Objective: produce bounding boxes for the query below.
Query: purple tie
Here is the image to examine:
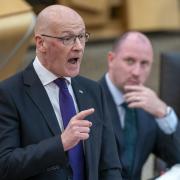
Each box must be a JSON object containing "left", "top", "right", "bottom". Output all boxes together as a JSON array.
[{"left": 54, "top": 78, "right": 85, "bottom": 180}]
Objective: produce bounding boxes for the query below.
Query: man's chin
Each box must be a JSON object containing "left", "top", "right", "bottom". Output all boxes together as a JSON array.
[{"left": 67, "top": 71, "right": 80, "bottom": 78}]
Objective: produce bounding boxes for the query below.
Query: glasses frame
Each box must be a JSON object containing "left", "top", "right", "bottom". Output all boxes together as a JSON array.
[{"left": 41, "top": 32, "right": 90, "bottom": 46}]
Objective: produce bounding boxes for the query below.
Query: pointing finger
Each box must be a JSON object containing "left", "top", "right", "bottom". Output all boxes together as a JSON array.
[{"left": 75, "top": 108, "right": 95, "bottom": 120}]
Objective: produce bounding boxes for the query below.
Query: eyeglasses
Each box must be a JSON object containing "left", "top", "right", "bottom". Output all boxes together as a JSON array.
[{"left": 41, "top": 32, "right": 90, "bottom": 46}]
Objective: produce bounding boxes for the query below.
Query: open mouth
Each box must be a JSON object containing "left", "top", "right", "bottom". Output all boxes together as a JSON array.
[{"left": 68, "top": 58, "right": 79, "bottom": 64}]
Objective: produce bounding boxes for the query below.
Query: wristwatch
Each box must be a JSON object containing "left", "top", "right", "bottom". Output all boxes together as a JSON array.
[{"left": 165, "top": 106, "right": 171, "bottom": 116}]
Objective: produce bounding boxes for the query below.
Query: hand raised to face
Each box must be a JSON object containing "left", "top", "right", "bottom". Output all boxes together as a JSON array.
[{"left": 123, "top": 85, "right": 167, "bottom": 118}]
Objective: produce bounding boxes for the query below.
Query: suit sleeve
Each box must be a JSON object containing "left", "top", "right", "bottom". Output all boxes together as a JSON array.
[
  {"left": 0, "top": 87, "right": 67, "bottom": 180},
  {"left": 154, "top": 120, "right": 180, "bottom": 166},
  {"left": 98, "top": 86, "right": 122, "bottom": 180}
]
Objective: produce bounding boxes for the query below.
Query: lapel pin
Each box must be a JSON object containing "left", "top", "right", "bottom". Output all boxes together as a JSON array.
[{"left": 79, "top": 90, "right": 83, "bottom": 94}]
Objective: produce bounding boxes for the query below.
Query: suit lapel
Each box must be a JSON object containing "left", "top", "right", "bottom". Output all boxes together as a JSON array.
[
  {"left": 71, "top": 77, "right": 92, "bottom": 112},
  {"left": 71, "top": 77, "right": 98, "bottom": 177},
  {"left": 99, "top": 76, "right": 124, "bottom": 149},
  {"left": 23, "top": 64, "right": 61, "bottom": 135}
]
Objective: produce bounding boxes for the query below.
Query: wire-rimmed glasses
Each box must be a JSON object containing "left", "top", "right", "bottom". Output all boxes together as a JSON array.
[{"left": 41, "top": 32, "right": 90, "bottom": 46}]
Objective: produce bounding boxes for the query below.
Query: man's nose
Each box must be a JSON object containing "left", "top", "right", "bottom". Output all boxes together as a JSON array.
[{"left": 132, "top": 64, "right": 141, "bottom": 76}]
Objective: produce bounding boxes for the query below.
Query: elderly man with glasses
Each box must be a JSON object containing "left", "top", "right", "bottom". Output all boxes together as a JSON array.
[{"left": 0, "top": 5, "right": 122, "bottom": 180}]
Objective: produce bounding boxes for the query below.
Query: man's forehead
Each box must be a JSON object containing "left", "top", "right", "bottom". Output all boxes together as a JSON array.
[
  {"left": 118, "top": 36, "right": 152, "bottom": 53},
  {"left": 37, "top": 5, "right": 84, "bottom": 26}
]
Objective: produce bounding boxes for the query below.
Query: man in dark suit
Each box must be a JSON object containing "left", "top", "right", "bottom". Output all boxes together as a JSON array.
[
  {"left": 99, "top": 31, "right": 180, "bottom": 180},
  {"left": 0, "top": 5, "right": 122, "bottom": 180}
]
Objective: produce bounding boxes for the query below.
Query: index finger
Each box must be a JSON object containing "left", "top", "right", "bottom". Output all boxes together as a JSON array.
[
  {"left": 75, "top": 108, "right": 95, "bottom": 120},
  {"left": 124, "top": 84, "right": 143, "bottom": 92}
]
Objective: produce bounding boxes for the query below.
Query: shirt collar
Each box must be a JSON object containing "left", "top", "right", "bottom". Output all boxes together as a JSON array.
[
  {"left": 33, "top": 57, "right": 71, "bottom": 86},
  {"left": 105, "top": 73, "right": 124, "bottom": 106}
]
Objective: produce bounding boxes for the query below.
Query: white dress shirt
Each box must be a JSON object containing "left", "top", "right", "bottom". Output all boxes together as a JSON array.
[
  {"left": 33, "top": 57, "right": 79, "bottom": 131},
  {"left": 105, "top": 73, "right": 178, "bottom": 134}
]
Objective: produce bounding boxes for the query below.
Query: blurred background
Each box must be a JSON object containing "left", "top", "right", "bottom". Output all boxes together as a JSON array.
[{"left": 1, "top": 0, "right": 180, "bottom": 179}]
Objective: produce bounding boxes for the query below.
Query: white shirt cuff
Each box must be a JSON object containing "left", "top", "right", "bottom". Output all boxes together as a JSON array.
[{"left": 156, "top": 107, "right": 178, "bottom": 134}]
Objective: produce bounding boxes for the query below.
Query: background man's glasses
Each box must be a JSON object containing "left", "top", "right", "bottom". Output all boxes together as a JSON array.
[{"left": 41, "top": 32, "right": 90, "bottom": 46}]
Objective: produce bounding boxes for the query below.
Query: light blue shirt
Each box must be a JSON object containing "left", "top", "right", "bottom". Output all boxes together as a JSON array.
[{"left": 105, "top": 73, "right": 178, "bottom": 134}]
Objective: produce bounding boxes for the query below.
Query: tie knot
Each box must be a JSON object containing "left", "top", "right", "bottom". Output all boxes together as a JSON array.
[
  {"left": 54, "top": 78, "right": 67, "bottom": 90},
  {"left": 121, "top": 102, "right": 135, "bottom": 114},
  {"left": 121, "top": 102, "right": 128, "bottom": 109}
]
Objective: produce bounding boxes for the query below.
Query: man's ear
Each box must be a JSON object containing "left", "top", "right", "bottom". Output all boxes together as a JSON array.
[
  {"left": 108, "top": 51, "right": 115, "bottom": 63},
  {"left": 35, "top": 35, "right": 46, "bottom": 52}
]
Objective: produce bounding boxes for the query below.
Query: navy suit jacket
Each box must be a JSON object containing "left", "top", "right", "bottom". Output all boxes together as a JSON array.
[
  {"left": 99, "top": 76, "right": 180, "bottom": 180},
  {"left": 0, "top": 64, "right": 122, "bottom": 180}
]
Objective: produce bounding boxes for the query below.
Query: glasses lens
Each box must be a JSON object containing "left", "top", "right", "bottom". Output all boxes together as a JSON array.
[
  {"left": 85, "top": 32, "right": 90, "bottom": 42},
  {"left": 77, "top": 32, "right": 90, "bottom": 43},
  {"left": 63, "top": 36, "right": 75, "bottom": 45},
  {"left": 62, "top": 32, "right": 90, "bottom": 45}
]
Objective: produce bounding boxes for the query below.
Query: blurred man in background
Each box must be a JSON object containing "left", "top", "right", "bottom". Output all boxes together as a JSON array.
[{"left": 99, "top": 31, "right": 180, "bottom": 180}]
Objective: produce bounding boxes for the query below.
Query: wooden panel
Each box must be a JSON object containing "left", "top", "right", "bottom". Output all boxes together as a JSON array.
[
  {"left": 70, "top": 0, "right": 107, "bottom": 12},
  {"left": 88, "top": 19, "right": 124, "bottom": 41},
  {"left": 0, "top": 0, "right": 31, "bottom": 17},
  {"left": 126, "top": 0, "right": 180, "bottom": 31},
  {"left": 59, "top": 0, "right": 110, "bottom": 27},
  {"left": 0, "top": 0, "right": 35, "bottom": 80}
]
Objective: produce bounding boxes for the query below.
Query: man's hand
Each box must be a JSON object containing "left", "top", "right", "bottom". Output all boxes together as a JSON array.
[
  {"left": 61, "top": 108, "right": 94, "bottom": 151},
  {"left": 124, "top": 85, "right": 167, "bottom": 118}
]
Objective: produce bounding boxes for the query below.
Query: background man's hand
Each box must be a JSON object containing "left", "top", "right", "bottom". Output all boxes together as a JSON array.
[{"left": 124, "top": 85, "right": 167, "bottom": 118}]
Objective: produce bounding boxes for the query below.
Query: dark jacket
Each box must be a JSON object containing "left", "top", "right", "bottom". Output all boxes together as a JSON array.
[
  {"left": 99, "top": 75, "right": 180, "bottom": 180},
  {"left": 0, "top": 64, "right": 122, "bottom": 180}
]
